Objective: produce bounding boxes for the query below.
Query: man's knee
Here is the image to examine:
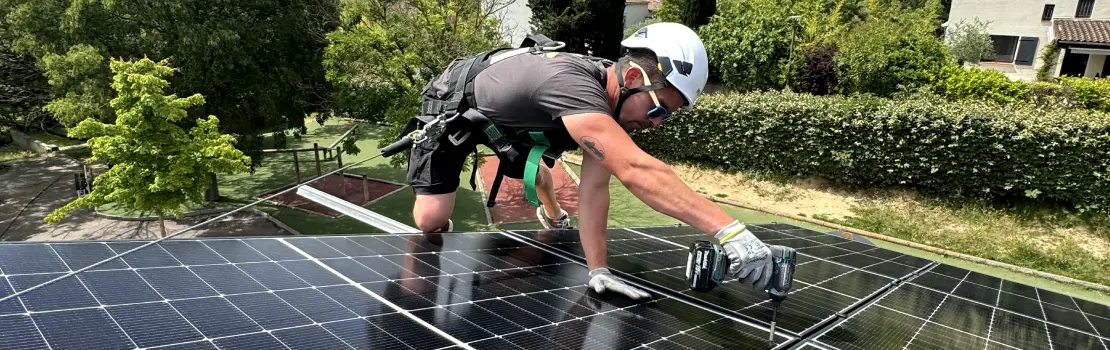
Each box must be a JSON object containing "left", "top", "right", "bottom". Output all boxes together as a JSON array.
[
  {"left": 536, "top": 165, "right": 553, "bottom": 188},
  {"left": 413, "top": 193, "right": 454, "bottom": 233}
]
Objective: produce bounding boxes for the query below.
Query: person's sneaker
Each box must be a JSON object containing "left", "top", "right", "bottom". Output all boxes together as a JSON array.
[{"left": 537, "top": 205, "right": 571, "bottom": 229}]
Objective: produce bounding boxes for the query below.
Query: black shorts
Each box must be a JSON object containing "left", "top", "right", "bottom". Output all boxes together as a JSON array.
[{"left": 406, "top": 134, "right": 556, "bottom": 195}]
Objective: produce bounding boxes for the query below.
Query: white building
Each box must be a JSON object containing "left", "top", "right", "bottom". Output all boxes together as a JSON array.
[
  {"left": 947, "top": 0, "right": 1110, "bottom": 80},
  {"left": 625, "top": 0, "right": 662, "bottom": 27}
]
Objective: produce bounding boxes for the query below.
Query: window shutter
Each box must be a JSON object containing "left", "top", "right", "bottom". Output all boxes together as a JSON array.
[{"left": 1015, "top": 37, "right": 1039, "bottom": 65}]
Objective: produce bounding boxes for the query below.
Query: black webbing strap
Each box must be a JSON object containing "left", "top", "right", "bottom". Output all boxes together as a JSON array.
[{"left": 486, "top": 166, "right": 504, "bottom": 207}]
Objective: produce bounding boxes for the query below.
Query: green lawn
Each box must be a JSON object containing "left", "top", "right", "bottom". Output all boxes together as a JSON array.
[
  {"left": 22, "top": 127, "right": 85, "bottom": 147},
  {"left": 0, "top": 144, "right": 34, "bottom": 163}
]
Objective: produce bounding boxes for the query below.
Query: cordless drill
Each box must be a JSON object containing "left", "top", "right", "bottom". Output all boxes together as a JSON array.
[{"left": 686, "top": 240, "right": 796, "bottom": 341}]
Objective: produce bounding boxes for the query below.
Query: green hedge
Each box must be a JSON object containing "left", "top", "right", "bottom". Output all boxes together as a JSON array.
[
  {"left": 930, "top": 65, "right": 1110, "bottom": 113},
  {"left": 634, "top": 91, "right": 1110, "bottom": 212}
]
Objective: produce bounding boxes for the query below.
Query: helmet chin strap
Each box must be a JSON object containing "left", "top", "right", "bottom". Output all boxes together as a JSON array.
[{"left": 612, "top": 60, "right": 667, "bottom": 122}]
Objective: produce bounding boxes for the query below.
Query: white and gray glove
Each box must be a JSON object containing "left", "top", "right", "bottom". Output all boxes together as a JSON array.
[
  {"left": 715, "top": 220, "right": 773, "bottom": 291},
  {"left": 588, "top": 268, "right": 651, "bottom": 300}
]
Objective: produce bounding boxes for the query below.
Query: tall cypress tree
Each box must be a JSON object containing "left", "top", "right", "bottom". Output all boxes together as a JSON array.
[{"left": 527, "top": 0, "right": 625, "bottom": 60}]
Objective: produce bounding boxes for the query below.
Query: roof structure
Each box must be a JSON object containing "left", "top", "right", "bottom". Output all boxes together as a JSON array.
[
  {"left": 1053, "top": 19, "right": 1110, "bottom": 44},
  {"left": 0, "top": 222, "right": 1106, "bottom": 349}
]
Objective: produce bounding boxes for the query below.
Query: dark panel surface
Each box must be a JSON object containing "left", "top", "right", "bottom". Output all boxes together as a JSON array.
[
  {"left": 510, "top": 223, "right": 928, "bottom": 338},
  {"left": 818, "top": 258, "right": 1110, "bottom": 350},
  {"left": 0, "top": 224, "right": 1106, "bottom": 350}
]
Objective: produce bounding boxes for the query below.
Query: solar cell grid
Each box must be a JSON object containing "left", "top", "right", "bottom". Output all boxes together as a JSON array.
[
  {"left": 0, "top": 230, "right": 797, "bottom": 349},
  {"left": 508, "top": 223, "right": 933, "bottom": 339},
  {"left": 815, "top": 258, "right": 1110, "bottom": 350},
  {"left": 2, "top": 223, "right": 1108, "bottom": 350}
]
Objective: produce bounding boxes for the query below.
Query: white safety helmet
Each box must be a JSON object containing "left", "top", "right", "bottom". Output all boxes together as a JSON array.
[{"left": 620, "top": 22, "right": 709, "bottom": 109}]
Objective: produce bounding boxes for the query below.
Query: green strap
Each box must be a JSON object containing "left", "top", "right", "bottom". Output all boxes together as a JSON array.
[{"left": 523, "top": 131, "right": 550, "bottom": 207}]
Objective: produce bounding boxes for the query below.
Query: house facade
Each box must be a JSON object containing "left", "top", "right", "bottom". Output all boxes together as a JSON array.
[{"left": 948, "top": 0, "right": 1110, "bottom": 80}]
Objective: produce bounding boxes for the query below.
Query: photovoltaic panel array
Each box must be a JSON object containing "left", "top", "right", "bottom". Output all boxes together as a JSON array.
[
  {"left": 813, "top": 262, "right": 1110, "bottom": 349},
  {"left": 510, "top": 223, "right": 1110, "bottom": 350},
  {"left": 0, "top": 230, "right": 788, "bottom": 349},
  {"left": 508, "top": 222, "right": 935, "bottom": 345}
]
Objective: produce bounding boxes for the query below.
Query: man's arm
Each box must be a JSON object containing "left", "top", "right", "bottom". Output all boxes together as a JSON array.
[
  {"left": 578, "top": 150, "right": 611, "bottom": 271},
  {"left": 562, "top": 112, "right": 735, "bottom": 234}
]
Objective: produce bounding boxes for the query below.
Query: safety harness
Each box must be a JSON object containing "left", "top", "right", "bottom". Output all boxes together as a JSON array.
[{"left": 401, "top": 35, "right": 602, "bottom": 208}]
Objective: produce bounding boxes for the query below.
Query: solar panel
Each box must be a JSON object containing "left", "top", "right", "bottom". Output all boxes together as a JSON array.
[
  {"left": 509, "top": 223, "right": 931, "bottom": 338},
  {"left": 0, "top": 230, "right": 789, "bottom": 349},
  {"left": 814, "top": 264, "right": 1110, "bottom": 350},
  {"left": 507, "top": 223, "right": 1110, "bottom": 350}
]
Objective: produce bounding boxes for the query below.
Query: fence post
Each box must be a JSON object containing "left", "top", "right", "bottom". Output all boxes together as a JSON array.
[
  {"left": 336, "top": 146, "right": 343, "bottom": 176},
  {"left": 313, "top": 143, "right": 322, "bottom": 176},
  {"left": 293, "top": 152, "right": 301, "bottom": 183},
  {"left": 362, "top": 174, "right": 370, "bottom": 202}
]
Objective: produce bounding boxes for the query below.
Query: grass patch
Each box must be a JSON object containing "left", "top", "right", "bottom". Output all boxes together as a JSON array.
[
  {"left": 21, "top": 126, "right": 85, "bottom": 147},
  {"left": 97, "top": 201, "right": 226, "bottom": 218},
  {"left": 563, "top": 163, "right": 831, "bottom": 231},
  {"left": 830, "top": 198, "right": 1110, "bottom": 288},
  {"left": 0, "top": 144, "right": 34, "bottom": 163}
]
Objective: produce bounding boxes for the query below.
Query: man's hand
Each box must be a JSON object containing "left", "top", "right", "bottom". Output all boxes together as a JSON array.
[
  {"left": 714, "top": 220, "right": 773, "bottom": 291},
  {"left": 588, "top": 268, "right": 651, "bottom": 300}
]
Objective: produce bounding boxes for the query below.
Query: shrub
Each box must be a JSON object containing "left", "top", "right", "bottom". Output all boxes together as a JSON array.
[
  {"left": 930, "top": 65, "right": 1029, "bottom": 105},
  {"left": 834, "top": 18, "right": 951, "bottom": 96},
  {"left": 1028, "top": 81, "right": 1077, "bottom": 109},
  {"left": 1060, "top": 76, "right": 1110, "bottom": 112},
  {"left": 698, "top": 0, "right": 798, "bottom": 91},
  {"left": 634, "top": 91, "right": 1110, "bottom": 212},
  {"left": 793, "top": 42, "right": 839, "bottom": 95}
]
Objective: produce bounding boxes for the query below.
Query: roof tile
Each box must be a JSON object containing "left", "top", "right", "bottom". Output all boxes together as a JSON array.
[{"left": 1054, "top": 19, "right": 1110, "bottom": 44}]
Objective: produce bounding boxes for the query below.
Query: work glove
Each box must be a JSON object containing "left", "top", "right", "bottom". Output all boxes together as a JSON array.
[
  {"left": 715, "top": 220, "right": 773, "bottom": 291},
  {"left": 588, "top": 268, "right": 651, "bottom": 301}
]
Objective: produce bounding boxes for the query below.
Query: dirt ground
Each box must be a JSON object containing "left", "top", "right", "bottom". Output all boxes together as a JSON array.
[{"left": 1, "top": 155, "right": 291, "bottom": 242}]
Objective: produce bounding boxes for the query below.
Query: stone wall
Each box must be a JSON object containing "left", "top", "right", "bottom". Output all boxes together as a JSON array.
[{"left": 8, "top": 129, "right": 57, "bottom": 153}]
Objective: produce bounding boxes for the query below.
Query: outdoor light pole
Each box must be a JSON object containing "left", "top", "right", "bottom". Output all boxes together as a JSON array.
[{"left": 787, "top": 15, "right": 801, "bottom": 89}]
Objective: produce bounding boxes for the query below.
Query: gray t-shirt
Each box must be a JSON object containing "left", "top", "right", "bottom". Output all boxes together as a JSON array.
[{"left": 470, "top": 51, "right": 612, "bottom": 151}]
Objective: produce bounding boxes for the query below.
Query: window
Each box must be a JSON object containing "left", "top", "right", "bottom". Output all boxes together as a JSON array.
[
  {"left": 1076, "top": 0, "right": 1094, "bottom": 18},
  {"left": 1042, "top": 4, "right": 1055, "bottom": 20}
]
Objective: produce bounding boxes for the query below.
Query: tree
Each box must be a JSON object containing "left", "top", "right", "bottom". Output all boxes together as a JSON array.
[
  {"left": 1, "top": 0, "right": 338, "bottom": 135},
  {"left": 0, "top": 41, "right": 50, "bottom": 129},
  {"left": 832, "top": 0, "right": 951, "bottom": 96},
  {"left": 45, "top": 58, "right": 251, "bottom": 237},
  {"left": 699, "top": 0, "right": 799, "bottom": 91},
  {"left": 946, "top": 18, "right": 994, "bottom": 64},
  {"left": 322, "top": 0, "right": 505, "bottom": 164},
  {"left": 528, "top": 0, "right": 625, "bottom": 59},
  {"left": 655, "top": 0, "right": 716, "bottom": 29}
]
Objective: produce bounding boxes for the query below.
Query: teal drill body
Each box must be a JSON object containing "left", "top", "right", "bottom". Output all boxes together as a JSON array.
[{"left": 686, "top": 240, "right": 796, "bottom": 342}]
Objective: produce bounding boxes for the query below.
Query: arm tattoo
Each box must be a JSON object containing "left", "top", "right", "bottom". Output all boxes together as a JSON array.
[{"left": 582, "top": 137, "right": 605, "bottom": 160}]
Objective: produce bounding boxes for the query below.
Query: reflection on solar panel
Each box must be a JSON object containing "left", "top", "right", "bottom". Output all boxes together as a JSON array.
[
  {"left": 507, "top": 223, "right": 1110, "bottom": 350},
  {"left": 0, "top": 223, "right": 1107, "bottom": 349}
]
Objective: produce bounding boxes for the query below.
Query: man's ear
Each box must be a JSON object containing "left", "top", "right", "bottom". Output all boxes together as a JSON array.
[{"left": 622, "top": 66, "right": 643, "bottom": 88}]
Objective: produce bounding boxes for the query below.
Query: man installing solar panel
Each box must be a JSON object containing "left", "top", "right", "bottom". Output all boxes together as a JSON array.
[{"left": 391, "top": 22, "right": 797, "bottom": 304}]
